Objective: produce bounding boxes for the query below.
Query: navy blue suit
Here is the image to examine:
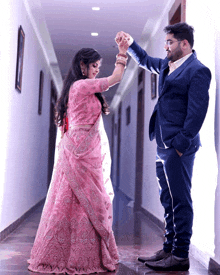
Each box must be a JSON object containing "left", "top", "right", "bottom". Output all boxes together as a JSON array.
[{"left": 128, "top": 41, "right": 211, "bottom": 258}]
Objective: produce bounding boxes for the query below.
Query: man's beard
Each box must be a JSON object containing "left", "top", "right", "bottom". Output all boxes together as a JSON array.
[{"left": 167, "top": 48, "right": 183, "bottom": 62}]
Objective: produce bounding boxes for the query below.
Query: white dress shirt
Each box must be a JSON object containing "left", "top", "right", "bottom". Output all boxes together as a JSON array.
[{"left": 168, "top": 53, "right": 192, "bottom": 75}]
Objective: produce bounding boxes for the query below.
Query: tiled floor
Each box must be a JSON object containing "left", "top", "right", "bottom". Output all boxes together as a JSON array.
[{"left": 0, "top": 190, "right": 216, "bottom": 275}]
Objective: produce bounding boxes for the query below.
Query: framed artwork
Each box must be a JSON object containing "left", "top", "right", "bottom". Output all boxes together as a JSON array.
[
  {"left": 38, "top": 71, "right": 44, "bottom": 115},
  {"left": 15, "top": 26, "right": 25, "bottom": 92},
  {"left": 151, "top": 73, "right": 157, "bottom": 99}
]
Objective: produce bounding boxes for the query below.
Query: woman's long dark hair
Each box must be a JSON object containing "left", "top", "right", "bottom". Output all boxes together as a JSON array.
[{"left": 55, "top": 48, "right": 109, "bottom": 127}]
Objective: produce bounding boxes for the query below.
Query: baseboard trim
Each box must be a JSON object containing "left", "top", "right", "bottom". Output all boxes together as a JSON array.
[
  {"left": 140, "top": 206, "right": 164, "bottom": 231},
  {"left": 209, "top": 258, "right": 220, "bottom": 274},
  {"left": 0, "top": 198, "right": 45, "bottom": 242}
]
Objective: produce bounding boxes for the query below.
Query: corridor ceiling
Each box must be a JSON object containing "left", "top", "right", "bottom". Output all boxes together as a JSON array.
[{"left": 40, "top": 0, "right": 169, "bottom": 103}]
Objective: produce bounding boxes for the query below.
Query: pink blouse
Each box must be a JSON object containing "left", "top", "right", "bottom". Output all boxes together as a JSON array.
[{"left": 67, "top": 78, "right": 109, "bottom": 126}]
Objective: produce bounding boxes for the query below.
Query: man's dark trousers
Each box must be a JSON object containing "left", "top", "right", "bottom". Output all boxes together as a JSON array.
[{"left": 156, "top": 137, "right": 199, "bottom": 259}]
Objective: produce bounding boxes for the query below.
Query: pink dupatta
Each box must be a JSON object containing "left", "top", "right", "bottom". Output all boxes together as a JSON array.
[
  {"left": 28, "top": 113, "right": 118, "bottom": 274},
  {"left": 61, "top": 114, "right": 113, "bottom": 246}
]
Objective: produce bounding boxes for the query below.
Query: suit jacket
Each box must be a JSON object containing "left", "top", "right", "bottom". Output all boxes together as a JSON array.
[{"left": 128, "top": 41, "right": 211, "bottom": 154}]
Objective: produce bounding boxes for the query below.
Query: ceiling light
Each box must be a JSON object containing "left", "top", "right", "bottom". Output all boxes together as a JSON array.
[
  {"left": 92, "top": 7, "right": 100, "bottom": 11},
  {"left": 91, "top": 32, "right": 99, "bottom": 36}
]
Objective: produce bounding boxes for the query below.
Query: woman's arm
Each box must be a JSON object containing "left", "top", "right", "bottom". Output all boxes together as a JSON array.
[
  {"left": 107, "top": 60, "right": 125, "bottom": 87},
  {"left": 107, "top": 37, "right": 129, "bottom": 87}
]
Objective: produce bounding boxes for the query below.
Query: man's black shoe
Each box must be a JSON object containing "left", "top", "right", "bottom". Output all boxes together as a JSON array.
[
  {"left": 137, "top": 249, "right": 171, "bottom": 263},
  {"left": 144, "top": 254, "right": 189, "bottom": 271}
]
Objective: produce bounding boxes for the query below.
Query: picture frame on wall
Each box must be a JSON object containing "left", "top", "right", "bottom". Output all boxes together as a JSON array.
[
  {"left": 15, "top": 26, "right": 25, "bottom": 92},
  {"left": 38, "top": 70, "right": 44, "bottom": 115},
  {"left": 151, "top": 73, "right": 157, "bottom": 99}
]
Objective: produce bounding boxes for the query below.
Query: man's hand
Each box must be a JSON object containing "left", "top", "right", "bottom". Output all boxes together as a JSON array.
[
  {"left": 115, "top": 31, "right": 131, "bottom": 53},
  {"left": 115, "top": 31, "right": 130, "bottom": 44},
  {"left": 175, "top": 149, "right": 183, "bottom": 157}
]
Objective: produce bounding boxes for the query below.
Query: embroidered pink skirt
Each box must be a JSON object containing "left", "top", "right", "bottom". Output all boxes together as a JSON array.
[{"left": 28, "top": 117, "right": 118, "bottom": 274}]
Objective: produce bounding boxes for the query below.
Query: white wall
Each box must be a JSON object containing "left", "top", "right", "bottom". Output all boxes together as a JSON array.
[
  {"left": 0, "top": 0, "right": 61, "bottom": 232},
  {"left": 103, "top": 114, "right": 112, "bottom": 146},
  {"left": 186, "top": 0, "right": 219, "bottom": 267},
  {"left": 214, "top": 13, "right": 220, "bottom": 265},
  {"left": 141, "top": 13, "right": 171, "bottom": 221},
  {"left": 111, "top": 109, "right": 118, "bottom": 189},
  {"left": 119, "top": 76, "right": 138, "bottom": 200},
  {"left": 212, "top": 2, "right": 220, "bottom": 267}
]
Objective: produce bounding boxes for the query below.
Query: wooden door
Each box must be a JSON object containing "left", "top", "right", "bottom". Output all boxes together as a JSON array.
[{"left": 169, "top": 0, "right": 186, "bottom": 24}]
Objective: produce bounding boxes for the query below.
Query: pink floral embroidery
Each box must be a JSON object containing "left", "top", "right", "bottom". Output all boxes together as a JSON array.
[
  {"left": 68, "top": 78, "right": 109, "bottom": 127},
  {"left": 28, "top": 79, "right": 118, "bottom": 274}
]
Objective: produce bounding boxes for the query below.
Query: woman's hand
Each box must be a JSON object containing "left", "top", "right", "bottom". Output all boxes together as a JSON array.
[{"left": 115, "top": 31, "right": 131, "bottom": 54}]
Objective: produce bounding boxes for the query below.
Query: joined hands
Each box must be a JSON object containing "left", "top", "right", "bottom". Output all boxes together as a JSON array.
[{"left": 115, "top": 31, "right": 131, "bottom": 54}]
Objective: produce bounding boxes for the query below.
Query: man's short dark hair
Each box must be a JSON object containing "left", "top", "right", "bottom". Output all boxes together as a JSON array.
[{"left": 164, "top": 22, "right": 194, "bottom": 48}]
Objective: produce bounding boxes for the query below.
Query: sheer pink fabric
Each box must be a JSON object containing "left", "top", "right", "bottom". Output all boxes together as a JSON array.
[
  {"left": 28, "top": 78, "right": 118, "bottom": 274},
  {"left": 68, "top": 78, "right": 109, "bottom": 126}
]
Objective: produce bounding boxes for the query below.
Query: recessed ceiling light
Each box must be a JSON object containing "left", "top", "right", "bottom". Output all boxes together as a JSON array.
[
  {"left": 91, "top": 32, "right": 99, "bottom": 36},
  {"left": 92, "top": 7, "right": 100, "bottom": 11}
]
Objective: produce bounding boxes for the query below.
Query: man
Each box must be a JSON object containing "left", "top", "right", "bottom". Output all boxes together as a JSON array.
[{"left": 115, "top": 23, "right": 211, "bottom": 271}]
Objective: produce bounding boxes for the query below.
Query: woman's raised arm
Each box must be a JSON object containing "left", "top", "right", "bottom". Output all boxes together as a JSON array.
[{"left": 107, "top": 36, "right": 129, "bottom": 87}]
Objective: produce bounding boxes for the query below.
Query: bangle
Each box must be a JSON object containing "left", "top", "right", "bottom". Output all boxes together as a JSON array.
[
  {"left": 116, "top": 53, "right": 128, "bottom": 60},
  {"left": 116, "top": 56, "right": 127, "bottom": 62},
  {"left": 116, "top": 59, "right": 126, "bottom": 65},
  {"left": 115, "top": 53, "right": 127, "bottom": 69},
  {"left": 115, "top": 61, "right": 126, "bottom": 69},
  {"left": 115, "top": 59, "right": 127, "bottom": 66}
]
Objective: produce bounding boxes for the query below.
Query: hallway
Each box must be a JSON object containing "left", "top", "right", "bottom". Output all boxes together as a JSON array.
[
  {"left": 1, "top": 0, "right": 220, "bottom": 273},
  {"left": 0, "top": 191, "right": 215, "bottom": 275}
]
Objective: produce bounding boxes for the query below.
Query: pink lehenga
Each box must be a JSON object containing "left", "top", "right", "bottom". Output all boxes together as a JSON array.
[{"left": 28, "top": 78, "right": 119, "bottom": 274}]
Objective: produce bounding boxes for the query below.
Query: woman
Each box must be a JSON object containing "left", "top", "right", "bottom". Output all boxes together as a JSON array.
[{"left": 28, "top": 39, "right": 128, "bottom": 274}]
